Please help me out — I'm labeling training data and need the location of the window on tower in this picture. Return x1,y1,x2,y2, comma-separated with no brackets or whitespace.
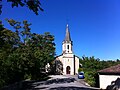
67,45,69,49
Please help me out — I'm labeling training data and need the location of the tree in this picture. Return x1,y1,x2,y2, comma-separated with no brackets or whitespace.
0,21,20,87
0,19,55,87
79,56,100,86
6,19,55,79
49,60,63,75
79,56,120,87
0,0,43,15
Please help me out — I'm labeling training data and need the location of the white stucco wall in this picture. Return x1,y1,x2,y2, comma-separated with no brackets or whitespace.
63,57,74,75
56,54,79,75
62,53,74,75
75,56,79,74
99,74,120,89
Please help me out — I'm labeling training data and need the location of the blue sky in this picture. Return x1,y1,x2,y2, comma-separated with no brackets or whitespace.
1,0,120,60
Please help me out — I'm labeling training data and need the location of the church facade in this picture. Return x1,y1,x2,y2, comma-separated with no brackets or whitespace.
55,24,80,75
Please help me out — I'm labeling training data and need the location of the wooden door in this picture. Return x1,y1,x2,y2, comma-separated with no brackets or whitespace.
66,66,70,74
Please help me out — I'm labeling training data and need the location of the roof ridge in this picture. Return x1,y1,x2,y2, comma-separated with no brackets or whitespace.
98,64,120,73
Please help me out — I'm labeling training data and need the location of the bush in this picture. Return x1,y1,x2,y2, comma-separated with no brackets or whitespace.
84,71,96,87
78,68,83,73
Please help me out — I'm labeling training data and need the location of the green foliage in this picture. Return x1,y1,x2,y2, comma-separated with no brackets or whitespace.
84,71,96,87
78,68,83,73
0,19,55,88
80,56,120,87
49,60,63,75
0,0,43,15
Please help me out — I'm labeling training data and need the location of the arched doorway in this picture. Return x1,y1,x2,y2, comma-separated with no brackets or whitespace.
66,66,70,74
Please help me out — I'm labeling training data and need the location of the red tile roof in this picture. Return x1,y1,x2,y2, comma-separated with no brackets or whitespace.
98,64,120,74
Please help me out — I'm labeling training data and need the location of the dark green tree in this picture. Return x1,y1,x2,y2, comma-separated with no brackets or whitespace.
0,21,20,87
0,0,43,15
80,56,120,87
0,19,55,87
49,60,63,75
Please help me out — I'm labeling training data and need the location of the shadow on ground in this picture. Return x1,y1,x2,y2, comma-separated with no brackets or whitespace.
1,78,100,90
21,78,77,90
36,86,99,90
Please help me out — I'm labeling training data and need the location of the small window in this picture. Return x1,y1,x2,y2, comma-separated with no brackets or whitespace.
67,45,69,49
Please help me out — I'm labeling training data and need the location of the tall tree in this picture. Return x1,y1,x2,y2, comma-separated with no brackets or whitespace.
0,19,55,87
0,21,20,87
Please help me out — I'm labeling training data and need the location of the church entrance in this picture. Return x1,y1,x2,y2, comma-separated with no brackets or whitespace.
66,66,70,74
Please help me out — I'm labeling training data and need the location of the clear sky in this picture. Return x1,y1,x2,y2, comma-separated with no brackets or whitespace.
1,0,120,60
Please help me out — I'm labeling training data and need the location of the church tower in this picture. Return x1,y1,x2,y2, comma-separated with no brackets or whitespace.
62,24,73,54
55,24,80,75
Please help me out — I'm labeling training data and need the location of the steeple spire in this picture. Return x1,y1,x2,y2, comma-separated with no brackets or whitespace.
64,24,71,42
62,24,73,54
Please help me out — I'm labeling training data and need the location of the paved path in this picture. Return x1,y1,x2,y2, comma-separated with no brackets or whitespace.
30,75,100,90
1,75,100,90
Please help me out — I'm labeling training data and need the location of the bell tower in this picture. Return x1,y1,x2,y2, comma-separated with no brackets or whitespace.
55,24,80,75
62,24,73,54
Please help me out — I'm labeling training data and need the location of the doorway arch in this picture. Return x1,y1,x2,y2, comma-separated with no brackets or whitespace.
66,66,70,74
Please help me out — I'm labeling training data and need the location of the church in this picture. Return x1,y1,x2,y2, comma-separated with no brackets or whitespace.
55,24,80,75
